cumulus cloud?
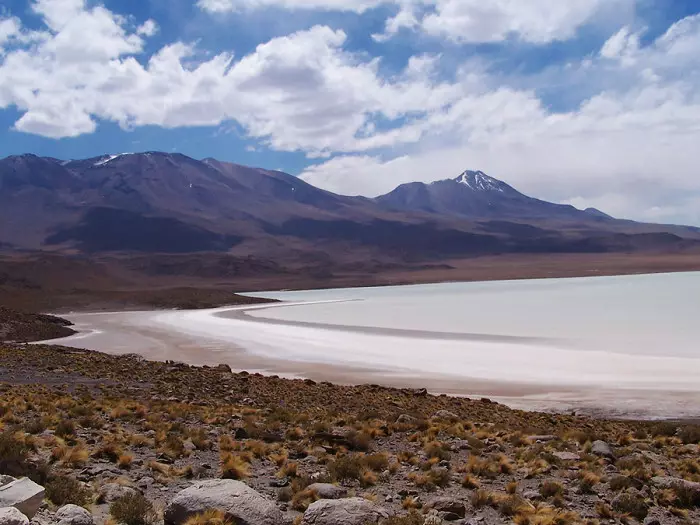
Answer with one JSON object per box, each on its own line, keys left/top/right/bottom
{"left": 196, "top": 0, "right": 385, "bottom": 14}
{"left": 196, "top": 0, "right": 629, "bottom": 45}
{"left": 2, "top": 0, "right": 700, "bottom": 224}
{"left": 301, "top": 15, "right": 700, "bottom": 225}
{"left": 0, "top": 5, "right": 464, "bottom": 152}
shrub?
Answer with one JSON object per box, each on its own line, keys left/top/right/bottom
{"left": 183, "top": 510, "right": 231, "bottom": 525}
{"left": 55, "top": 419, "right": 76, "bottom": 438}
{"left": 220, "top": 454, "right": 250, "bottom": 480}
{"left": 673, "top": 482, "right": 700, "bottom": 508}
{"left": 471, "top": 489, "right": 495, "bottom": 508}
{"left": 609, "top": 475, "right": 632, "bottom": 491}
{"left": 612, "top": 492, "right": 648, "bottom": 520}
{"left": 345, "top": 430, "right": 371, "bottom": 451}
{"left": 328, "top": 455, "right": 364, "bottom": 482}
{"left": 45, "top": 475, "right": 93, "bottom": 507}
{"left": 678, "top": 426, "right": 700, "bottom": 445}
{"left": 578, "top": 471, "right": 601, "bottom": 494}
{"left": 23, "top": 419, "right": 47, "bottom": 435}
{"left": 380, "top": 511, "right": 424, "bottom": 525}
{"left": 0, "top": 432, "right": 28, "bottom": 476}
{"left": 364, "top": 453, "right": 390, "bottom": 472}
{"left": 110, "top": 493, "right": 155, "bottom": 525}
{"left": 540, "top": 480, "right": 565, "bottom": 499}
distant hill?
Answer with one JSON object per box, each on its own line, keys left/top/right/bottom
{"left": 376, "top": 170, "right": 604, "bottom": 221}
{"left": 1, "top": 153, "right": 699, "bottom": 261}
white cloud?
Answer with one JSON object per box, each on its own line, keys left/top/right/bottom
{"left": 196, "top": 0, "right": 385, "bottom": 14}
{"left": 0, "top": 17, "right": 22, "bottom": 46}
{"left": 3, "top": 0, "right": 700, "bottom": 225}
{"left": 201, "top": 0, "right": 630, "bottom": 45}
{"left": 301, "top": 15, "right": 700, "bottom": 225}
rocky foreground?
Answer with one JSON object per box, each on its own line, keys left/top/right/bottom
{"left": 0, "top": 344, "right": 699, "bottom": 525}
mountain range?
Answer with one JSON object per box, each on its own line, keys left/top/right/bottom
{"left": 1, "top": 152, "right": 699, "bottom": 263}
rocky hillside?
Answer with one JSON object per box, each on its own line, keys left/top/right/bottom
{"left": 2, "top": 153, "right": 700, "bottom": 261}
{"left": 0, "top": 307, "right": 75, "bottom": 343}
{"left": 0, "top": 344, "right": 698, "bottom": 525}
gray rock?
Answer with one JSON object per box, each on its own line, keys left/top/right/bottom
{"left": 522, "top": 490, "right": 542, "bottom": 501}
{"left": 432, "top": 410, "right": 459, "bottom": 421}
{"left": 591, "top": 440, "right": 615, "bottom": 460}
{"left": 164, "top": 480, "right": 288, "bottom": 525}
{"left": 0, "top": 478, "right": 45, "bottom": 519}
{"left": 395, "top": 414, "right": 418, "bottom": 425}
{"left": 651, "top": 476, "right": 700, "bottom": 498}
{"left": 529, "top": 435, "right": 557, "bottom": 443}
{"left": 136, "top": 477, "right": 155, "bottom": 489}
{"left": 54, "top": 505, "right": 93, "bottom": 525}
{"left": 302, "top": 498, "right": 388, "bottom": 525}
{"left": 0, "top": 507, "right": 29, "bottom": 525}
{"left": 306, "top": 484, "right": 347, "bottom": 500}
{"left": 424, "top": 497, "right": 466, "bottom": 518}
{"left": 98, "top": 484, "right": 138, "bottom": 504}
{"left": 552, "top": 451, "right": 579, "bottom": 461}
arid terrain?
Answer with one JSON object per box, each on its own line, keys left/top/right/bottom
{"left": 3, "top": 251, "right": 700, "bottom": 312}
{"left": 1, "top": 342, "right": 699, "bottom": 525}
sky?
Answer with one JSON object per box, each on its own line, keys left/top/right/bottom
{"left": 1, "top": 0, "right": 700, "bottom": 225}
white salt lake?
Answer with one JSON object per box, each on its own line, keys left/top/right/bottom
{"left": 50, "top": 272, "right": 700, "bottom": 419}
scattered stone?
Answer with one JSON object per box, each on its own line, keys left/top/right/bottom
{"left": 0, "top": 507, "right": 28, "bottom": 525}
{"left": 136, "top": 477, "right": 155, "bottom": 489}
{"left": 523, "top": 490, "right": 542, "bottom": 501}
{"left": 552, "top": 451, "right": 580, "bottom": 461}
{"left": 301, "top": 498, "right": 388, "bottom": 525}
{"left": 306, "top": 484, "right": 347, "bottom": 500}
{"left": 54, "top": 505, "right": 94, "bottom": 525}
{"left": 164, "top": 480, "right": 288, "bottom": 525}
{"left": 269, "top": 477, "right": 289, "bottom": 488}
{"left": 651, "top": 476, "right": 700, "bottom": 498}
{"left": 432, "top": 410, "right": 459, "bottom": 421}
{"left": 0, "top": 478, "right": 45, "bottom": 519}
{"left": 98, "top": 484, "right": 139, "bottom": 504}
{"left": 424, "top": 497, "right": 466, "bottom": 519}
{"left": 529, "top": 435, "right": 557, "bottom": 443}
{"left": 591, "top": 440, "right": 615, "bottom": 460}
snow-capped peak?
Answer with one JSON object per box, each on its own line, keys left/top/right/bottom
{"left": 94, "top": 153, "right": 131, "bottom": 167}
{"left": 455, "top": 170, "right": 505, "bottom": 192}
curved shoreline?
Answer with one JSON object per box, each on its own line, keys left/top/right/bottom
{"left": 31, "top": 294, "right": 700, "bottom": 420}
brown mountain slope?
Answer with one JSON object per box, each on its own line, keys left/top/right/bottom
{"left": 1, "top": 153, "right": 699, "bottom": 261}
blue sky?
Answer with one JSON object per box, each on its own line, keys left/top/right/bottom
{"left": 2, "top": 0, "right": 700, "bottom": 224}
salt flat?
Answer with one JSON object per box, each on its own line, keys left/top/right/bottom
{"left": 50, "top": 272, "right": 700, "bottom": 418}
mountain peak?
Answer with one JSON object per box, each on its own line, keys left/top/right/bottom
{"left": 453, "top": 170, "right": 506, "bottom": 192}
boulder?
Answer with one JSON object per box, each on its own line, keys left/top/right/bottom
{"left": 54, "top": 505, "right": 94, "bottom": 525}
{"left": 552, "top": 451, "right": 580, "bottom": 462}
{"left": 432, "top": 410, "right": 459, "bottom": 422}
{"left": 528, "top": 435, "right": 557, "bottom": 443}
{"left": 306, "top": 484, "right": 347, "bottom": 500}
{"left": 424, "top": 497, "right": 466, "bottom": 519}
{"left": 302, "top": 498, "right": 388, "bottom": 525}
{"left": 164, "top": 480, "right": 288, "bottom": 525}
{"left": 0, "top": 507, "right": 28, "bottom": 525}
{"left": 98, "top": 484, "right": 139, "bottom": 504}
{"left": 591, "top": 440, "right": 615, "bottom": 460}
{"left": 0, "top": 478, "right": 45, "bottom": 519}
{"left": 395, "top": 415, "right": 418, "bottom": 425}
{"left": 651, "top": 476, "right": 700, "bottom": 500}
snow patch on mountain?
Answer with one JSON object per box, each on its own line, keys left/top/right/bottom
{"left": 94, "top": 153, "right": 131, "bottom": 167}
{"left": 455, "top": 170, "right": 505, "bottom": 192}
